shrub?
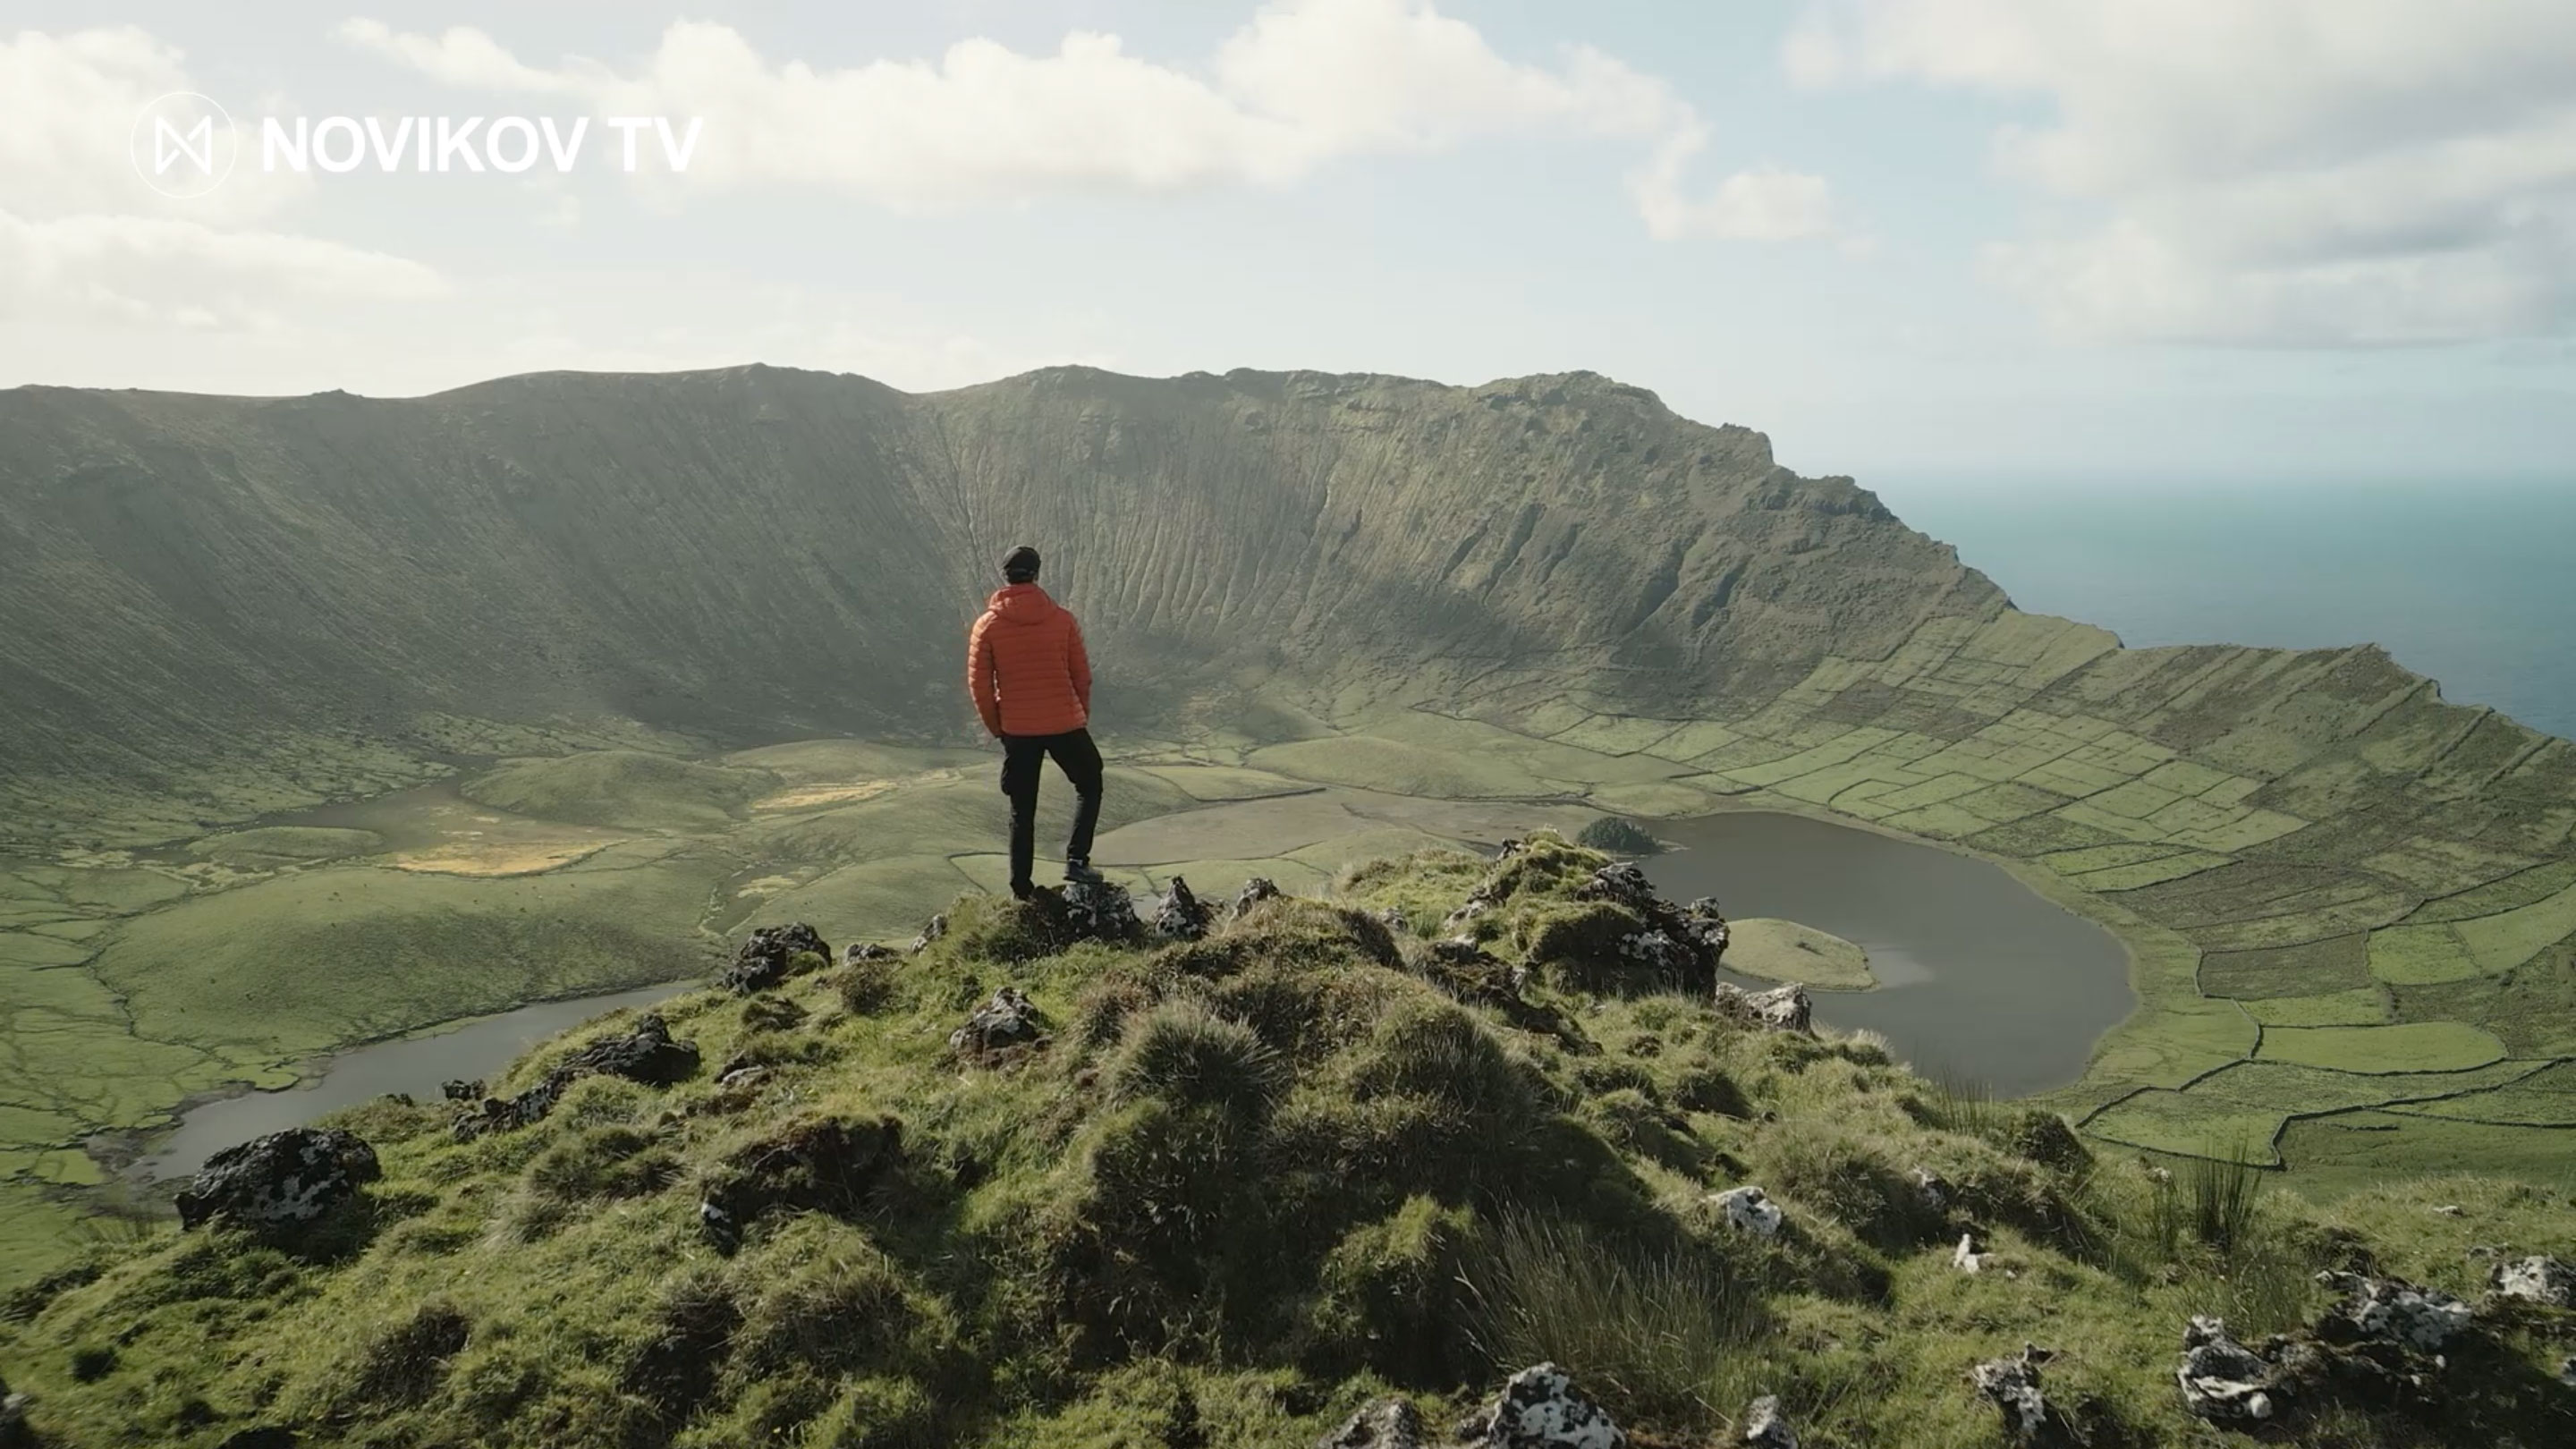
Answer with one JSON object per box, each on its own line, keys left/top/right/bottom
{"left": 1114, "top": 1000, "right": 1289, "bottom": 1120}
{"left": 1577, "top": 817, "right": 1663, "bottom": 856}
{"left": 837, "top": 957, "right": 897, "bottom": 1016}
{"left": 1462, "top": 1210, "right": 1757, "bottom": 1430}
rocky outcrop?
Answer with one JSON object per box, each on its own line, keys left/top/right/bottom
{"left": 2178, "top": 1317, "right": 2282, "bottom": 1425}
{"left": 1318, "top": 1396, "right": 1424, "bottom": 1449}
{"left": 440, "top": 1078, "right": 484, "bottom": 1103}
{"left": 2317, "top": 1271, "right": 2473, "bottom": 1352}
{"left": 1233, "top": 877, "right": 1282, "bottom": 919}
{"left": 950, "top": 987, "right": 1046, "bottom": 1058}
{"left": 1685, "top": 897, "right": 1733, "bottom": 960}
{"left": 2490, "top": 1255, "right": 2575, "bottom": 1306}
{"left": 844, "top": 941, "right": 897, "bottom": 965}
{"left": 453, "top": 1013, "right": 700, "bottom": 1140}
{"left": 1459, "top": 1363, "right": 1624, "bottom": 1448}
{"left": 175, "top": 1127, "right": 381, "bottom": 1233}
{"left": 1378, "top": 905, "right": 1408, "bottom": 931}
{"left": 1713, "top": 981, "right": 1812, "bottom": 1033}
{"left": 1970, "top": 1345, "right": 2076, "bottom": 1447}
{"left": 1151, "top": 876, "right": 1215, "bottom": 942}
{"left": 696, "top": 1113, "right": 902, "bottom": 1252}
{"left": 720, "top": 923, "right": 832, "bottom": 995}
{"left": 910, "top": 912, "right": 949, "bottom": 953}
{"left": 1741, "top": 1394, "right": 1796, "bottom": 1449}
{"left": 1062, "top": 880, "right": 1142, "bottom": 942}
{"left": 1710, "top": 1185, "right": 1784, "bottom": 1237}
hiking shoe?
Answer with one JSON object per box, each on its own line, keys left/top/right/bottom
{"left": 1063, "top": 860, "right": 1105, "bottom": 886}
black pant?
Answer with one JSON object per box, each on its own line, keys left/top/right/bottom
{"left": 1001, "top": 727, "right": 1104, "bottom": 892}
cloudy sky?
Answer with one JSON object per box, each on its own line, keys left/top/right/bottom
{"left": 5, "top": 0, "right": 2574, "bottom": 481}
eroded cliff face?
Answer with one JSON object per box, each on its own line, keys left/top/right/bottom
{"left": 0, "top": 364, "right": 1996, "bottom": 840}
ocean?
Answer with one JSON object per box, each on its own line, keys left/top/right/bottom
{"left": 1878, "top": 479, "right": 2576, "bottom": 745}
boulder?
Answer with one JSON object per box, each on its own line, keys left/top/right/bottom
{"left": 1378, "top": 905, "right": 1409, "bottom": 931}
{"left": 2177, "top": 1317, "right": 2282, "bottom": 1425}
{"left": 1741, "top": 1394, "right": 1796, "bottom": 1449}
{"left": 1970, "top": 1344, "right": 2073, "bottom": 1446}
{"left": 1709, "top": 1185, "right": 1784, "bottom": 1237}
{"left": 1495, "top": 837, "right": 1526, "bottom": 860}
{"left": 696, "top": 1113, "right": 902, "bottom": 1252}
{"left": 175, "top": 1127, "right": 381, "bottom": 1233}
{"left": 910, "top": 912, "right": 949, "bottom": 953}
{"left": 720, "top": 922, "right": 831, "bottom": 995}
{"left": 439, "top": 1078, "right": 484, "bottom": 1103}
{"left": 1233, "top": 877, "right": 1283, "bottom": 919}
{"left": 1713, "top": 981, "right": 1812, "bottom": 1033}
{"left": 2315, "top": 1271, "right": 2474, "bottom": 1352}
{"left": 453, "top": 1013, "right": 699, "bottom": 1141}
{"left": 2489, "top": 1255, "right": 2575, "bottom": 1307}
{"left": 1616, "top": 928, "right": 1699, "bottom": 980}
{"left": 1460, "top": 1363, "right": 1624, "bottom": 1449}
{"left": 1953, "top": 1233, "right": 1987, "bottom": 1274}
{"left": 844, "top": 941, "right": 898, "bottom": 965}
{"left": 1061, "top": 880, "right": 1142, "bottom": 943}
{"left": 1318, "top": 1396, "right": 1424, "bottom": 1449}
{"left": 950, "top": 987, "right": 1046, "bottom": 1057}
{"left": 1151, "top": 876, "right": 1215, "bottom": 942}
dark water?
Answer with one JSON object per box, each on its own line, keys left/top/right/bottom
{"left": 1884, "top": 479, "right": 2576, "bottom": 742}
{"left": 1640, "top": 812, "right": 2134, "bottom": 1095}
{"left": 138, "top": 982, "right": 690, "bottom": 1180}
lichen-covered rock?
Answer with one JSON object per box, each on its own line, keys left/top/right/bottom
{"left": 1617, "top": 928, "right": 1698, "bottom": 979}
{"left": 1151, "top": 875, "right": 1215, "bottom": 942}
{"left": 1710, "top": 1185, "right": 1784, "bottom": 1237}
{"left": 1970, "top": 1345, "right": 2070, "bottom": 1445}
{"left": 720, "top": 922, "right": 831, "bottom": 995}
{"left": 2178, "top": 1317, "right": 2283, "bottom": 1425}
{"left": 440, "top": 1078, "right": 484, "bottom": 1103}
{"left": 175, "top": 1127, "right": 381, "bottom": 1233}
{"left": 453, "top": 1013, "right": 699, "bottom": 1140}
{"left": 1575, "top": 862, "right": 1658, "bottom": 912}
{"left": 1461, "top": 1363, "right": 1624, "bottom": 1448}
{"left": 1233, "top": 876, "right": 1283, "bottom": 919}
{"left": 2316, "top": 1272, "right": 2474, "bottom": 1352}
{"left": 695, "top": 1113, "right": 902, "bottom": 1251}
{"left": 910, "top": 912, "right": 949, "bottom": 953}
{"left": 950, "top": 987, "right": 1045, "bottom": 1057}
{"left": 1714, "top": 981, "right": 1812, "bottom": 1033}
{"left": 1318, "top": 1395, "right": 1424, "bottom": 1449}
{"left": 843, "top": 941, "right": 897, "bottom": 965}
{"left": 1061, "top": 880, "right": 1141, "bottom": 943}
{"left": 1741, "top": 1394, "right": 1796, "bottom": 1449}
{"left": 1953, "top": 1233, "right": 1986, "bottom": 1274}
{"left": 2490, "top": 1255, "right": 2576, "bottom": 1306}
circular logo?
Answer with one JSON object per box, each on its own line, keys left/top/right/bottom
{"left": 130, "top": 92, "right": 238, "bottom": 199}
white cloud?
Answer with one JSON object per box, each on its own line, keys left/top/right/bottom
{"left": 0, "top": 27, "right": 309, "bottom": 223}
{"left": 1789, "top": 0, "right": 2576, "bottom": 343}
{"left": 336, "top": 0, "right": 1836, "bottom": 242}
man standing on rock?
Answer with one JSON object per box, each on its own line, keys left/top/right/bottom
{"left": 968, "top": 545, "right": 1105, "bottom": 899}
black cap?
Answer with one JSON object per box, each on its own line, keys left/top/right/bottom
{"left": 1002, "top": 546, "right": 1041, "bottom": 583}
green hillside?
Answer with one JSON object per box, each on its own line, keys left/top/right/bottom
{"left": 2, "top": 842, "right": 2568, "bottom": 1449}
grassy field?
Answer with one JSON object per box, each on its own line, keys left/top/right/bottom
{"left": 1723, "top": 919, "right": 1876, "bottom": 990}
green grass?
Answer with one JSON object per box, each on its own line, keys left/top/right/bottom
{"left": 1722, "top": 919, "right": 1875, "bottom": 990}
{"left": 1247, "top": 737, "right": 1548, "bottom": 799}
{"left": 186, "top": 826, "right": 386, "bottom": 869}
{"left": 462, "top": 751, "right": 779, "bottom": 832}
{"left": 2238, "top": 987, "right": 2390, "bottom": 1027}
{"left": 2256, "top": 1021, "right": 2508, "bottom": 1072}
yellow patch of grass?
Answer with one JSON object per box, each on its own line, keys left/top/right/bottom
{"left": 751, "top": 780, "right": 901, "bottom": 812}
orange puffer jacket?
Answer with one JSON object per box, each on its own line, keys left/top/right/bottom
{"left": 967, "top": 583, "right": 1091, "bottom": 737}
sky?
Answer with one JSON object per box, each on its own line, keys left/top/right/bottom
{"left": 5, "top": 0, "right": 2575, "bottom": 483}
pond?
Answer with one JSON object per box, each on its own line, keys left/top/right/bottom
{"left": 137, "top": 982, "right": 691, "bottom": 1180}
{"left": 1640, "top": 811, "right": 2135, "bottom": 1096}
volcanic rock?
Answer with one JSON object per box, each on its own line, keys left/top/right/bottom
{"left": 1741, "top": 1394, "right": 1796, "bottom": 1449}
{"left": 721, "top": 922, "right": 831, "bottom": 995}
{"left": 1061, "top": 880, "right": 1142, "bottom": 942}
{"left": 1713, "top": 981, "right": 1812, "bottom": 1033}
{"left": 1709, "top": 1185, "right": 1784, "bottom": 1237}
{"left": 1318, "top": 1396, "right": 1424, "bottom": 1449}
{"left": 2489, "top": 1254, "right": 2575, "bottom": 1307}
{"left": 2316, "top": 1271, "right": 2474, "bottom": 1352}
{"left": 1970, "top": 1345, "right": 2072, "bottom": 1446}
{"left": 950, "top": 987, "right": 1046, "bottom": 1057}
{"left": 174, "top": 1127, "right": 381, "bottom": 1233}
{"left": 843, "top": 941, "right": 898, "bottom": 965}
{"left": 1460, "top": 1362, "right": 1625, "bottom": 1448}
{"left": 1233, "top": 876, "right": 1283, "bottom": 919}
{"left": 911, "top": 912, "right": 948, "bottom": 953}
{"left": 440, "top": 1078, "right": 484, "bottom": 1103}
{"left": 453, "top": 1013, "right": 699, "bottom": 1140}
{"left": 1151, "top": 875, "right": 1215, "bottom": 941}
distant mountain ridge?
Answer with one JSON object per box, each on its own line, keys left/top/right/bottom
{"left": 0, "top": 364, "right": 1996, "bottom": 842}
